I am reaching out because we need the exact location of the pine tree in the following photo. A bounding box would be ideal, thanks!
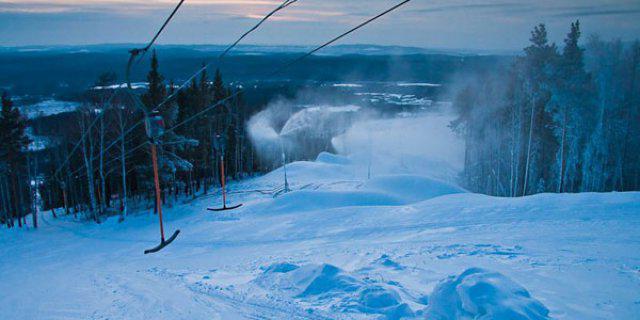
[0,92,31,227]
[551,21,595,192]
[521,24,559,195]
[142,50,166,112]
[138,51,195,211]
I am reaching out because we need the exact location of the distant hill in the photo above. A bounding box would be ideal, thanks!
[0,44,513,96]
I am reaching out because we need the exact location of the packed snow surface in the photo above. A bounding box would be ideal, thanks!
[1,152,639,319]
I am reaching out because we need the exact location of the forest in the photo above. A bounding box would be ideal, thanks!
[0,51,269,227]
[451,21,640,196]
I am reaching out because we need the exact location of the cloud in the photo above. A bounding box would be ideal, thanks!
[1,0,639,49]
[0,0,284,15]
[411,2,528,14]
[408,1,640,18]
[550,5,640,17]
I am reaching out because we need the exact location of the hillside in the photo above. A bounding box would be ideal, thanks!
[1,151,638,319]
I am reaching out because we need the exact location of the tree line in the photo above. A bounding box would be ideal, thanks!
[0,92,32,227]
[451,21,640,196]
[0,51,274,228]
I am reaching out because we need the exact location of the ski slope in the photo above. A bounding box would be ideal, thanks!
[1,152,639,319]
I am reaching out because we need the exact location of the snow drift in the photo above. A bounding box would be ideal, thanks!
[255,262,414,318]
[364,175,466,204]
[425,268,550,320]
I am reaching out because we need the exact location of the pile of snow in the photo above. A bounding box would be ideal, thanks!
[425,268,550,320]
[262,154,464,213]
[260,159,355,188]
[315,152,351,165]
[364,175,465,204]
[267,190,402,213]
[255,263,413,318]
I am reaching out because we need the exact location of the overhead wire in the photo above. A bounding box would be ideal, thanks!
[162,0,414,138]
[51,92,120,179]
[152,0,299,112]
[51,0,187,180]
[132,0,187,64]
[68,0,300,179]
[70,0,414,180]
[270,0,412,77]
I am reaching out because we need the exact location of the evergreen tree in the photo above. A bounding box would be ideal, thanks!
[520,24,559,195]
[0,92,31,227]
[551,21,595,192]
[142,50,166,111]
[137,51,195,210]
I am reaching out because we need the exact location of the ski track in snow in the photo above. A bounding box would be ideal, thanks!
[1,153,640,319]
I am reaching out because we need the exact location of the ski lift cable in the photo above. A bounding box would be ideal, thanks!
[51,91,121,179]
[69,0,299,175]
[151,0,299,113]
[131,0,187,64]
[87,87,154,165]
[218,0,298,59]
[66,0,298,180]
[160,0,414,138]
[268,0,412,77]
[51,0,187,179]
[68,141,150,178]
[66,0,412,181]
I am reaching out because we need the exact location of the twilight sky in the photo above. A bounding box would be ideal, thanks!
[1,0,639,50]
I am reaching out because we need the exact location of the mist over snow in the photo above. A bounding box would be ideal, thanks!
[247,93,464,183]
[280,105,361,138]
[247,97,370,169]
[332,106,463,182]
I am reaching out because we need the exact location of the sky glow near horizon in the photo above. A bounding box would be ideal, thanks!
[1,0,639,50]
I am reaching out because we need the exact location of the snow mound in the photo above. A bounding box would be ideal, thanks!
[374,254,405,270]
[260,160,354,186]
[268,190,402,213]
[425,268,550,320]
[315,152,351,165]
[365,175,465,204]
[255,263,413,318]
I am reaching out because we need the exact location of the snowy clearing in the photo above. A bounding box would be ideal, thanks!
[21,99,80,118]
[1,151,639,319]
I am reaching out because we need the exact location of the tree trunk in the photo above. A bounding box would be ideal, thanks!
[523,96,536,196]
[119,110,128,218]
[12,172,21,228]
[557,107,567,193]
[99,113,107,213]
[1,177,11,227]
[80,114,98,222]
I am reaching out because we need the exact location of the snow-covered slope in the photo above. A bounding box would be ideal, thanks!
[1,153,639,319]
